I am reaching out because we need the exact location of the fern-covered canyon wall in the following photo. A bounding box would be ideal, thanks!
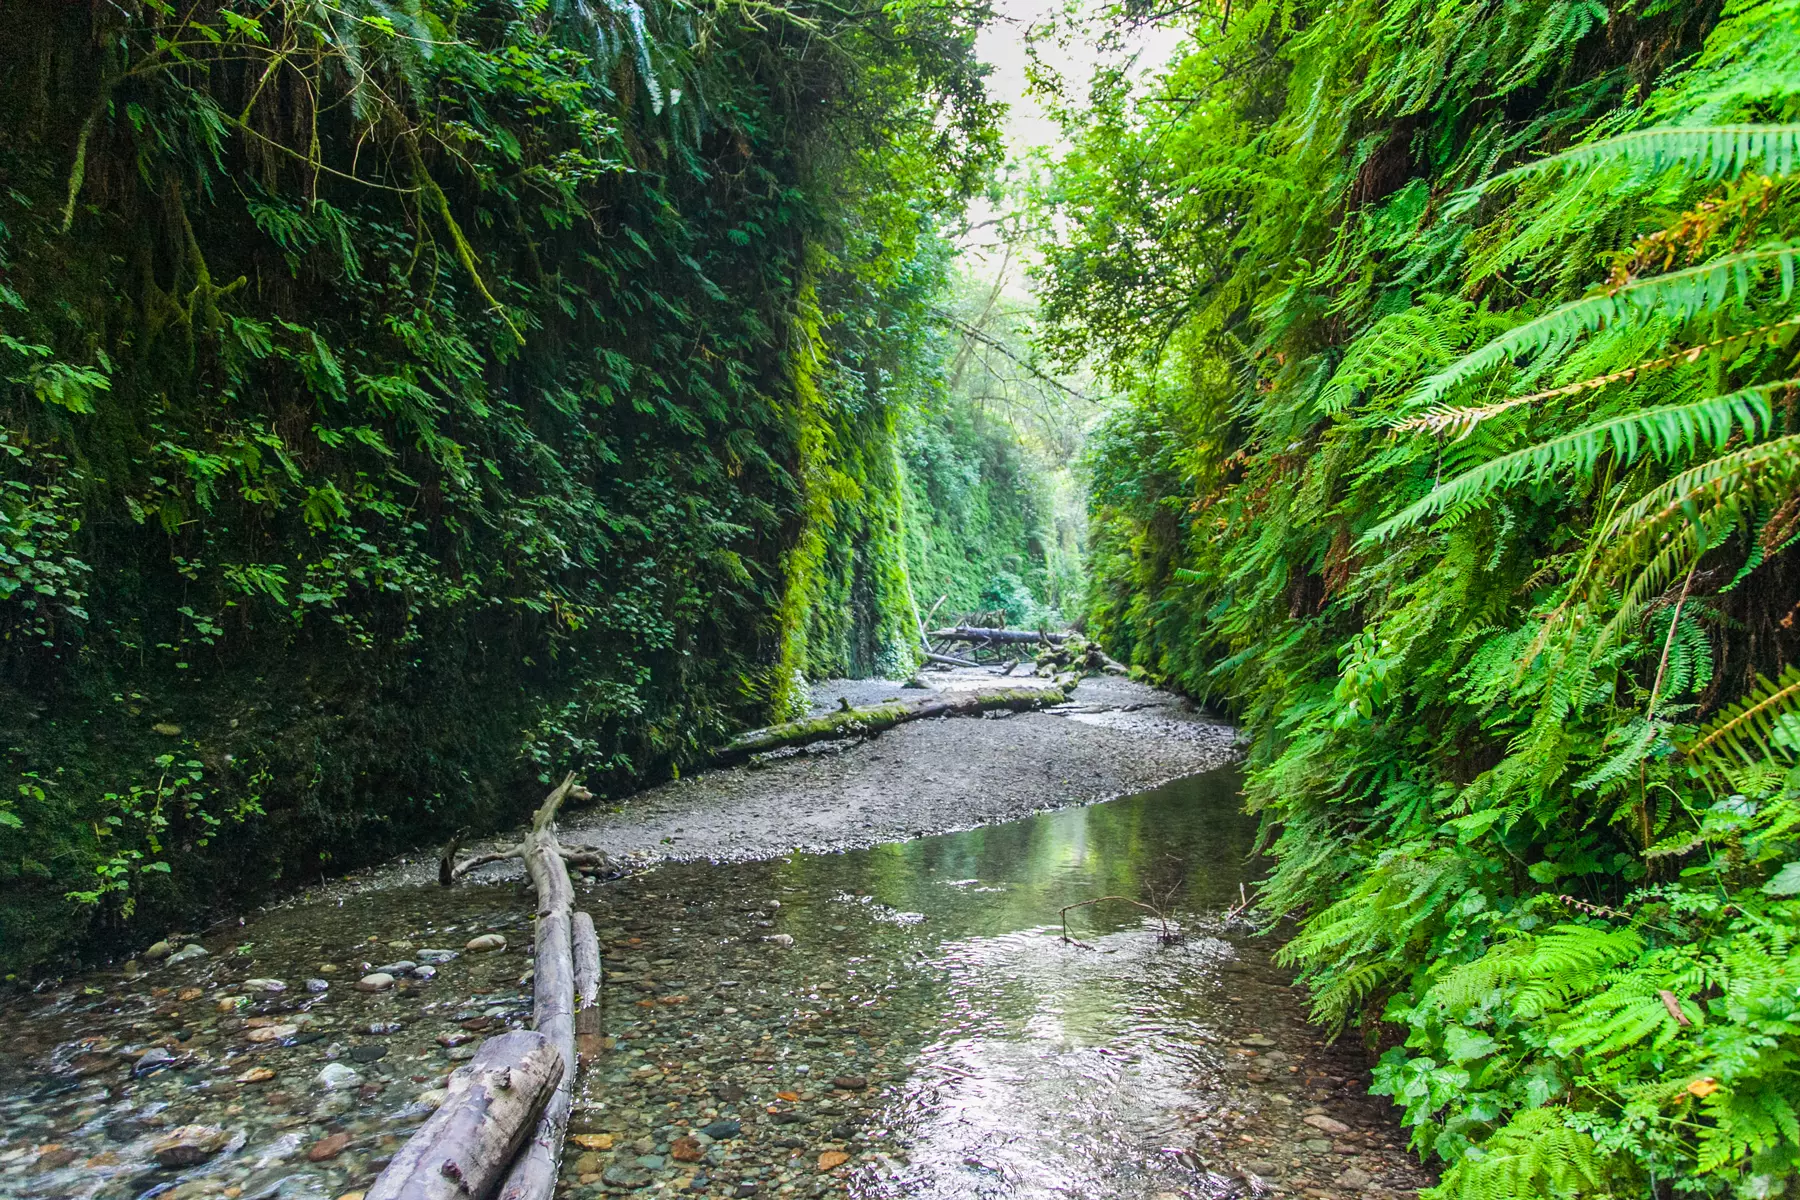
[0,0,1042,976]
[1042,0,1800,1194]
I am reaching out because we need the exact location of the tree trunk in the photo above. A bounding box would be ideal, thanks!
[718,678,1075,762]
[573,910,602,1063]
[363,1030,562,1200]
[928,626,1067,644]
[497,778,581,1200]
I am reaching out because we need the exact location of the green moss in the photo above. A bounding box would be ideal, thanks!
[0,0,1000,976]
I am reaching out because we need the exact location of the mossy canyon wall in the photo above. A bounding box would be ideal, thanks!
[0,0,1003,975]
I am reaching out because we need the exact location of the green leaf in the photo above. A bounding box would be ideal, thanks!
[1763,862,1800,895]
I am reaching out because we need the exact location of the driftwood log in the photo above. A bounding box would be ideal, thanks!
[573,911,602,1063]
[928,626,1068,645]
[412,774,594,1200]
[496,777,583,1200]
[924,651,978,668]
[717,677,1077,762]
[363,1030,562,1200]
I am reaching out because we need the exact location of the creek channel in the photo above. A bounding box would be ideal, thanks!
[0,680,1435,1200]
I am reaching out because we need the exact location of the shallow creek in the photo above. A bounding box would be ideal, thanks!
[0,768,1434,1200]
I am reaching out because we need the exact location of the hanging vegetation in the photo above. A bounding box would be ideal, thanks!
[1041,0,1800,1194]
[0,0,1003,974]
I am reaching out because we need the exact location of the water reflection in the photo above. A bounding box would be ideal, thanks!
[757,770,1260,1199]
[0,768,1428,1200]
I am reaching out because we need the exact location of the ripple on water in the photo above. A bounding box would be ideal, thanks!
[0,767,1434,1200]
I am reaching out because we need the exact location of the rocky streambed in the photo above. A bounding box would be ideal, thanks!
[0,672,1436,1200]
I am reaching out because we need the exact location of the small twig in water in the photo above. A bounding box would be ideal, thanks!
[1059,895,1179,944]
[1225,882,1251,921]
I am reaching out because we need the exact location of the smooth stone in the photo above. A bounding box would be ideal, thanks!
[317,1063,364,1090]
[244,978,287,992]
[144,940,174,961]
[373,961,417,976]
[1304,1114,1351,1136]
[356,973,396,992]
[367,1021,405,1034]
[308,1132,351,1162]
[1340,1168,1372,1188]
[412,964,437,981]
[151,1124,231,1167]
[416,949,459,964]
[1305,1139,1333,1153]
[245,1024,299,1043]
[446,1045,477,1062]
[166,944,209,965]
[636,1155,665,1170]
[831,1076,867,1091]
[465,934,506,953]
[348,1045,388,1063]
[306,979,330,993]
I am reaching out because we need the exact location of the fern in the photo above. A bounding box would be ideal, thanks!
[1698,1084,1800,1173]
[1401,314,1800,436]
[1584,432,1800,645]
[1405,245,1800,410]
[1429,1108,1606,1200]
[1318,300,1473,415]
[1365,384,1780,542]
[1684,664,1800,774]
[1424,925,1644,1018]
[1483,124,1800,189]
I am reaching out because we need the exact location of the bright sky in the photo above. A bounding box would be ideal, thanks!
[962,0,1188,280]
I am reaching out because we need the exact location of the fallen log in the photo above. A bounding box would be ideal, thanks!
[498,777,582,1200]
[573,910,602,1063]
[718,677,1076,762]
[925,651,978,668]
[929,626,1068,645]
[364,1030,562,1200]
[421,774,593,1200]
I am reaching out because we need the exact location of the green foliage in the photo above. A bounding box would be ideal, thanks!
[1037,0,1800,1194]
[0,0,1000,972]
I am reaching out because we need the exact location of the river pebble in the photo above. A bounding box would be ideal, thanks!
[152,1125,232,1167]
[317,1063,364,1089]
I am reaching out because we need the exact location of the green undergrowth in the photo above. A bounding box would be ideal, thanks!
[0,0,1013,976]
[1042,0,1800,1196]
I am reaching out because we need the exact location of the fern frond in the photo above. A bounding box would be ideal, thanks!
[1683,664,1800,773]
[1320,299,1474,415]
[1698,1083,1800,1173]
[1585,431,1800,645]
[1405,245,1800,410]
[1488,124,1800,188]
[1399,315,1800,436]
[1365,386,1779,543]
[1429,1108,1607,1200]
[1309,958,1405,1030]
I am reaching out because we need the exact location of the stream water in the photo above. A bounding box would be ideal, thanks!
[0,767,1434,1200]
